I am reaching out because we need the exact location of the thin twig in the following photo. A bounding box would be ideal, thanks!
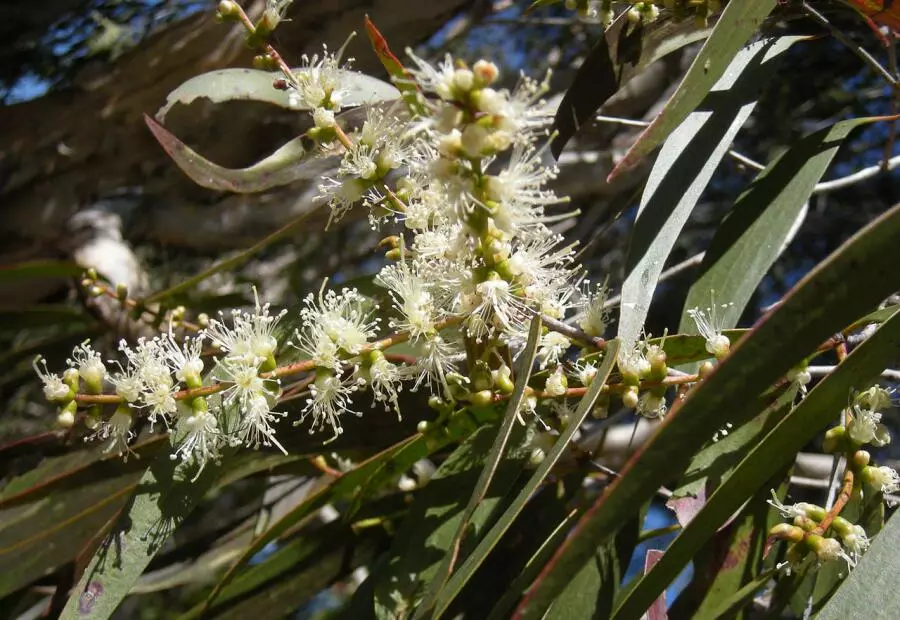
[802,2,899,87]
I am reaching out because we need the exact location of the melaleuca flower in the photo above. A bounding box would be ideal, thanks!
[361,352,403,416]
[847,406,891,446]
[376,260,436,340]
[536,332,571,369]
[89,407,135,456]
[109,359,143,403]
[214,359,286,454]
[841,524,870,563]
[576,280,611,338]
[289,44,351,111]
[465,276,529,342]
[67,341,107,389]
[767,492,822,520]
[619,341,651,381]
[864,465,900,493]
[171,410,222,476]
[544,366,568,397]
[32,356,73,402]
[161,332,205,385]
[294,284,379,370]
[484,143,563,235]
[207,289,286,367]
[120,337,177,426]
[687,296,733,359]
[506,234,574,287]
[574,359,598,386]
[301,370,364,439]
[403,51,458,101]
[407,335,459,394]
[490,71,553,141]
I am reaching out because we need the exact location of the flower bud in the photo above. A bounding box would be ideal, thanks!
[528,447,546,468]
[622,386,639,410]
[544,367,568,397]
[468,390,495,407]
[217,1,240,20]
[823,426,848,453]
[698,360,715,379]
[852,450,871,469]
[417,420,430,433]
[646,345,668,380]
[473,60,499,86]
[57,401,77,428]
[769,523,805,543]
[471,360,494,392]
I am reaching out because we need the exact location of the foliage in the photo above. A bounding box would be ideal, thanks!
[2,1,900,619]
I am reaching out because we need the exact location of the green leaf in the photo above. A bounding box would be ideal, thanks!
[551,12,712,157]
[818,510,900,620]
[0,260,84,282]
[412,317,543,618]
[515,202,900,619]
[0,305,92,331]
[609,0,779,179]
[155,67,399,121]
[617,36,801,350]
[203,434,435,611]
[679,115,893,339]
[145,115,316,193]
[612,307,900,619]
[60,445,226,620]
[431,340,620,618]
[375,421,533,618]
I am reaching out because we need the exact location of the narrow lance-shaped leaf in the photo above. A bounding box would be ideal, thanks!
[431,341,621,618]
[612,307,900,619]
[617,36,802,352]
[551,13,712,157]
[365,16,427,117]
[514,201,900,619]
[679,115,897,339]
[609,0,778,179]
[413,317,543,617]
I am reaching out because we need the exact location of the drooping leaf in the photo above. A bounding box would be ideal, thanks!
[609,0,779,179]
[612,307,900,619]
[514,203,900,619]
[155,67,399,121]
[0,305,92,331]
[431,341,621,618]
[617,36,801,351]
[145,115,319,193]
[679,115,896,338]
[551,13,712,157]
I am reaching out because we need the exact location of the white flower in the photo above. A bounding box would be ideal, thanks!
[544,366,567,397]
[161,332,205,384]
[847,407,891,447]
[290,44,350,110]
[619,342,651,380]
[494,71,553,140]
[484,142,563,234]
[109,361,143,403]
[867,466,900,494]
[294,284,379,370]
[364,354,403,416]
[376,260,436,340]
[171,411,222,478]
[687,295,733,358]
[119,337,177,426]
[466,277,529,342]
[301,371,363,440]
[404,50,457,101]
[89,407,135,456]
[408,335,458,395]
[841,524,870,562]
[207,288,286,367]
[67,341,107,387]
[574,359,598,386]
[214,359,285,454]
[537,332,571,369]
[815,537,854,567]
[576,280,611,338]
[312,107,336,128]
[32,356,71,401]
[767,491,818,520]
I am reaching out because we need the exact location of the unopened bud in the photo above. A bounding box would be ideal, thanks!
[57,401,77,428]
[385,248,402,261]
[417,420,430,433]
[473,60,499,86]
[698,360,715,379]
[217,1,240,19]
[853,450,871,469]
[378,236,400,250]
[769,523,805,543]
[527,447,546,468]
[622,386,639,410]
[823,426,848,453]
[492,364,515,394]
[468,390,495,407]
[115,283,128,302]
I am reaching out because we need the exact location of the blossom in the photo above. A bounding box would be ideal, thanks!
[536,331,571,369]
[637,392,667,419]
[294,284,379,370]
[171,410,223,478]
[407,335,459,394]
[33,356,72,402]
[207,289,286,367]
[161,332,205,384]
[67,341,107,387]
[544,366,567,397]
[465,276,529,342]
[301,371,364,439]
[865,466,900,493]
[375,260,437,340]
[363,353,403,416]
[404,50,458,101]
[289,44,350,111]
[687,295,733,359]
[89,407,135,457]
[214,359,285,454]
[577,280,611,338]
[484,142,563,235]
